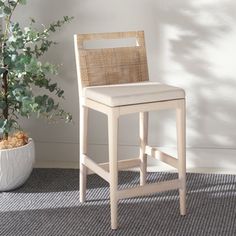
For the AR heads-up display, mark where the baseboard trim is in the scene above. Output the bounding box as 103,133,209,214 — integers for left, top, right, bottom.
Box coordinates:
34,161,236,175
34,161,79,169
34,143,236,174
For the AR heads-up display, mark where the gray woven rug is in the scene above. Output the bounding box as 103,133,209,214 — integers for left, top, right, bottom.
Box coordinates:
0,169,235,236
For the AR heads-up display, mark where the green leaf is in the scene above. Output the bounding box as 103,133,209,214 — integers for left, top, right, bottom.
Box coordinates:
30,17,35,23
0,8,73,132
48,83,57,92
3,6,11,15
0,67,6,75
30,102,38,111
9,1,17,7
0,101,6,110
0,119,18,134
19,0,27,5
46,98,54,112
57,90,64,97
0,119,5,133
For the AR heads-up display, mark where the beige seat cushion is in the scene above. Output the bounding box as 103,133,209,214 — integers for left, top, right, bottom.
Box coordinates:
83,82,185,107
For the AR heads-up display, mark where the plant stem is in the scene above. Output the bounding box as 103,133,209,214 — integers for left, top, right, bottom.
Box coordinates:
1,1,20,140
2,69,9,139
2,0,20,41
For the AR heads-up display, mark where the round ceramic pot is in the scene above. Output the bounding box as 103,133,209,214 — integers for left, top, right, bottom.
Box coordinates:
0,139,35,191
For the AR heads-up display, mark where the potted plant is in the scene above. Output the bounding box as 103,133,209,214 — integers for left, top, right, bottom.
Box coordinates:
0,0,72,191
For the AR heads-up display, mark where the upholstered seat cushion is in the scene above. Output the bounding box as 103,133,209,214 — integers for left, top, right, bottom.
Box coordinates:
83,82,185,107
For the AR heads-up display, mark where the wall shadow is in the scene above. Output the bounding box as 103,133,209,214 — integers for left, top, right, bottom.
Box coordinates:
149,0,236,168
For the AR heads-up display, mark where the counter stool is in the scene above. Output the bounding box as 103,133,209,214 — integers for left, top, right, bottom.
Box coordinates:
74,31,186,230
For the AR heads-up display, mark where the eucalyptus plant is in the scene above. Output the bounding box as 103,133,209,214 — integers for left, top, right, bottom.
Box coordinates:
0,0,72,140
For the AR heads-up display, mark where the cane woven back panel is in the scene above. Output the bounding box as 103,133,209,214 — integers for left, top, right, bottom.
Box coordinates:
75,31,149,87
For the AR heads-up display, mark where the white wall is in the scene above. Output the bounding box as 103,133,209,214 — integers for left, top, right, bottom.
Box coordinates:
13,0,236,172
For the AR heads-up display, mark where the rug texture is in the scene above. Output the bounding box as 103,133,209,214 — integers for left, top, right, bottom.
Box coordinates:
0,169,235,236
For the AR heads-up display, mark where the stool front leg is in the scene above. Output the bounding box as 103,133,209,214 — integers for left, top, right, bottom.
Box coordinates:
139,112,148,186
108,111,119,230
176,100,186,216
79,105,88,203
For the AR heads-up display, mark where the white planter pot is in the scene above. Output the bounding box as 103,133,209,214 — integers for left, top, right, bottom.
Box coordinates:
0,139,35,191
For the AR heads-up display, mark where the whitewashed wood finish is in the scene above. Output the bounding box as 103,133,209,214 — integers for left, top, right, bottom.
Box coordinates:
117,179,181,200
118,99,183,115
139,112,148,186
74,31,186,229
83,98,111,114
79,105,88,203
176,100,186,216
145,145,178,168
77,31,146,44
87,158,141,175
108,110,119,229
81,154,110,182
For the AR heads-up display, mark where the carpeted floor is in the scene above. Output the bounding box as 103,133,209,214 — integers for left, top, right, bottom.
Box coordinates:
0,169,236,236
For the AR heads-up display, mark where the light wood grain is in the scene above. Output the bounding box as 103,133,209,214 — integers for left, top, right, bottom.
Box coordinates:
81,154,110,182
77,31,145,47
87,158,141,175
139,112,148,186
117,179,181,200
108,111,119,230
79,105,88,203
145,145,178,168
176,100,186,216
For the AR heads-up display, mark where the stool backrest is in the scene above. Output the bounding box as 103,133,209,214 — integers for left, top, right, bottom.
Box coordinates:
74,31,149,94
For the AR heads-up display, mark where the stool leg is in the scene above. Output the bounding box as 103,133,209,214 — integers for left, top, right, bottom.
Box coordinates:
176,100,186,215
108,111,119,230
79,105,88,203
139,112,148,186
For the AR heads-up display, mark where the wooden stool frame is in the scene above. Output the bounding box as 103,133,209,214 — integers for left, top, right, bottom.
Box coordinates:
74,31,186,230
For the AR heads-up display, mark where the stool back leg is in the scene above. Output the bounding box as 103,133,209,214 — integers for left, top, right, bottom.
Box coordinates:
176,100,186,215
139,112,148,186
80,105,88,203
108,110,119,230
